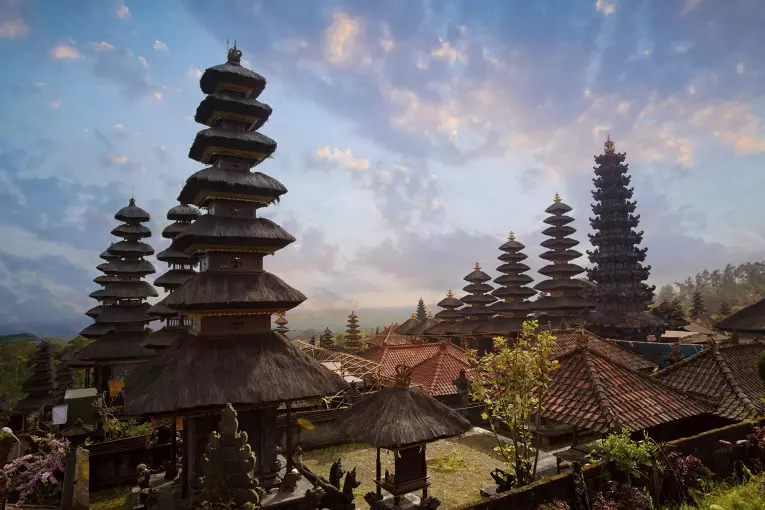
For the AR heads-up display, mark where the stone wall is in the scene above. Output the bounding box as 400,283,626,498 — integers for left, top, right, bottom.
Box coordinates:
463,418,765,510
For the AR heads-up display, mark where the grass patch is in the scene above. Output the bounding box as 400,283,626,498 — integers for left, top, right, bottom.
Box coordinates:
302,430,506,509
90,485,132,510
665,474,765,510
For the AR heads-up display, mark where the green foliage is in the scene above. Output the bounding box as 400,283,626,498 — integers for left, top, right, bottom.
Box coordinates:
430,454,469,473
592,430,657,483
92,394,152,441
468,320,558,486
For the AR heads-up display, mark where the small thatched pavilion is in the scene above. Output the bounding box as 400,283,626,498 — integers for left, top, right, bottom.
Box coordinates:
336,364,471,506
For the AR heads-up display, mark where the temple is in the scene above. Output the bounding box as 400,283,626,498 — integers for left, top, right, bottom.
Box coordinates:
71,198,158,394
586,136,663,340
532,193,592,327
145,203,200,351
344,311,362,351
122,44,347,500
320,327,335,349
14,340,56,424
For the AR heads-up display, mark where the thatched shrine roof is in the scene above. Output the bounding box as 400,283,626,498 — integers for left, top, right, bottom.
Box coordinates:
171,215,296,255
395,315,421,335
715,298,765,334
177,167,287,208
336,365,470,449
69,331,155,366
123,331,349,416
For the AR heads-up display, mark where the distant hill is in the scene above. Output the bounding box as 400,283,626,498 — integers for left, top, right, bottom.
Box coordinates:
0,333,38,344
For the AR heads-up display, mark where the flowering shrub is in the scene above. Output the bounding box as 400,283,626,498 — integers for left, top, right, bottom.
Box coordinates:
0,435,69,504
592,483,651,510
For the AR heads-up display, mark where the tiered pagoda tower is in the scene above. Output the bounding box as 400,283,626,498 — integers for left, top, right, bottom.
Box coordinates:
15,340,56,418
274,312,289,334
145,203,200,351
488,231,536,330
320,327,335,349
81,246,122,339
344,311,362,351
533,193,592,327
459,263,497,320
71,198,158,393
587,137,661,340
123,44,347,495
435,289,463,322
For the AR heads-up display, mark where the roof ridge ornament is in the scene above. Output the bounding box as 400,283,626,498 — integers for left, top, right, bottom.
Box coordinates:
473,262,481,271
393,364,412,388
604,134,615,154
227,39,242,65
446,289,454,298
553,192,561,203
508,231,516,241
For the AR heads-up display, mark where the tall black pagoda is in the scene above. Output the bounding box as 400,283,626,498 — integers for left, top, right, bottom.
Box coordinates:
533,193,592,326
459,263,497,319
345,311,362,351
434,290,463,322
586,136,662,340
145,203,200,351
122,44,347,497
484,231,536,333
15,340,56,418
71,198,158,393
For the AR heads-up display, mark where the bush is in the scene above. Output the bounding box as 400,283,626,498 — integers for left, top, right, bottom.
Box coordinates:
592,483,651,510
592,430,656,484
0,435,69,504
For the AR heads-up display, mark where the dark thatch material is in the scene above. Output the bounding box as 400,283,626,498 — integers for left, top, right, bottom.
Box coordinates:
156,246,193,263
98,259,156,275
69,331,154,365
90,281,158,300
111,223,151,238
406,318,441,336
188,128,276,165
153,269,196,289
449,318,493,335
147,297,175,317
195,93,273,130
115,198,150,223
199,62,267,97
79,322,115,339
534,279,588,292
107,240,154,257
335,386,470,449
168,203,200,221
94,275,122,285
395,316,421,335
162,222,187,239
422,321,457,336
538,263,587,277
171,216,296,254
123,331,349,415
178,167,287,207
15,341,57,412
143,327,186,350
95,303,154,323
164,271,306,312
715,298,765,334
99,247,120,261
474,316,528,335
534,295,593,311
86,305,105,318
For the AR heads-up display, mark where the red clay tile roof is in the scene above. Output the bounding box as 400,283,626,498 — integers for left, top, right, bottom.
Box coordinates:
715,298,765,334
551,329,656,372
544,347,710,434
361,341,469,396
654,342,765,420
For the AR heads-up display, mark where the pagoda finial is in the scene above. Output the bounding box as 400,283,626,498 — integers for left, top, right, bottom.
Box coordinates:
473,262,481,271
575,327,589,349
604,134,615,154
508,231,516,241
553,192,561,203
410,312,417,320
393,365,412,389
227,39,242,64
426,309,433,319
446,289,454,298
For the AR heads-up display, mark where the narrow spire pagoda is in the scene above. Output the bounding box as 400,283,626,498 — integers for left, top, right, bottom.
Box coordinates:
434,289,463,322
345,311,362,351
274,311,289,335
82,246,123,338
71,198,158,392
533,193,592,325
488,231,535,327
415,298,427,322
123,46,347,493
146,203,200,351
15,340,56,414
587,137,661,339
459,262,497,319
320,327,335,349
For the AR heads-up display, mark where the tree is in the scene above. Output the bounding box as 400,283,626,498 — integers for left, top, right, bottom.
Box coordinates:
718,301,732,318
655,285,677,305
416,298,427,322
690,291,706,320
467,320,558,487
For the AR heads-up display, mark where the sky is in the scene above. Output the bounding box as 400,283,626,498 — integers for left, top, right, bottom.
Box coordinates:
0,0,764,337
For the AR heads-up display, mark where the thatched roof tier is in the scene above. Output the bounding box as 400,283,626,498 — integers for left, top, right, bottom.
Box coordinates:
178,167,287,208
463,282,493,294
544,213,575,226
464,267,492,283
69,331,154,366
541,237,579,250
90,281,158,300
199,61,267,97
98,259,156,276
715,298,765,334
94,303,154,324
156,246,194,264
162,222,187,239
421,320,456,336
534,296,593,311
86,305,105,318
437,291,462,310
153,268,196,290
489,300,532,315
434,309,462,321
115,198,150,223
406,317,441,336
16,341,57,412
79,322,115,339
168,204,201,222
195,92,273,131
99,246,120,261
147,297,175,317
335,366,470,449
188,128,276,166
107,239,154,257
537,263,587,278
111,223,151,239
143,327,186,350
545,199,573,215
395,314,421,335
473,316,527,335
171,215,296,255
534,279,588,292
123,331,348,415
163,271,306,312
540,249,583,262
93,274,122,285
542,225,576,238
449,318,492,335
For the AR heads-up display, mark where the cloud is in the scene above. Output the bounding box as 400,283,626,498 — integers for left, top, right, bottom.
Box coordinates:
309,146,369,171
138,56,148,67
88,41,114,52
50,43,81,60
0,18,28,38
186,67,202,79
595,0,616,16
116,2,130,19
431,39,465,65
737,62,745,75
152,144,170,162
0,224,99,273
0,170,26,205
51,100,61,109
90,44,163,100
113,123,124,130
153,40,169,51
323,11,364,66
105,152,144,173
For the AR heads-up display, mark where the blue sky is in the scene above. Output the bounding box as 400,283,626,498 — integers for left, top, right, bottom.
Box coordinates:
1,0,764,336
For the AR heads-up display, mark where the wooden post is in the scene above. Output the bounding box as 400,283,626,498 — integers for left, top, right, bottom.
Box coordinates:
285,402,294,471
84,368,90,388
376,447,382,498
182,416,194,499
422,443,428,499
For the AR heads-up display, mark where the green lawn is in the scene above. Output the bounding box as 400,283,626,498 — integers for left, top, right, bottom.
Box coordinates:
90,485,132,510
302,430,507,509
665,474,765,510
